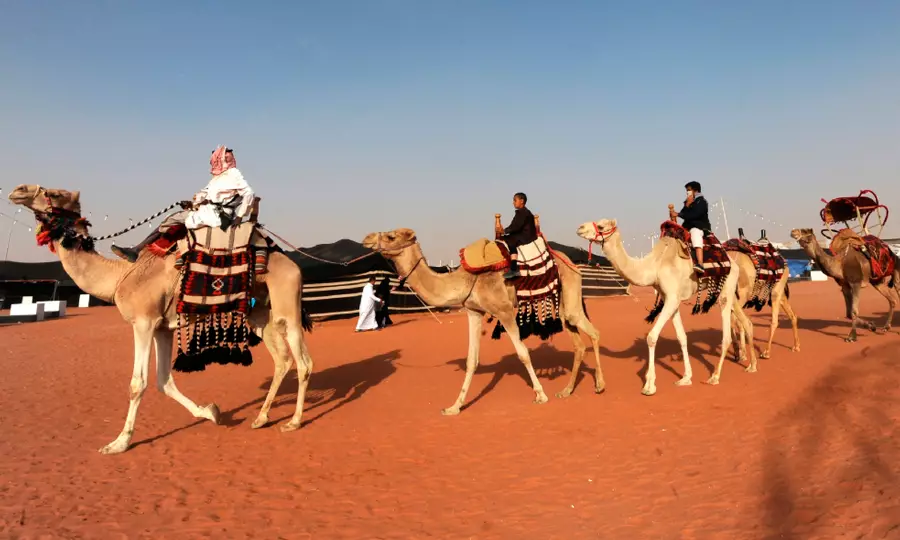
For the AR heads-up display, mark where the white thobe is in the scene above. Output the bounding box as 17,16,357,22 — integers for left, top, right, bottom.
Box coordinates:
355,283,381,331
185,168,255,230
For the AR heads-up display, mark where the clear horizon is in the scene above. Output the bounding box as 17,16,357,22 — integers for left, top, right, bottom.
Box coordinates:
2,1,899,264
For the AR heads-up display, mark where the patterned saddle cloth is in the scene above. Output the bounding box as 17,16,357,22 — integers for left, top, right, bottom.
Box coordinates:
722,238,787,311
722,238,786,284
171,222,263,373
830,228,896,283
459,236,563,341
659,221,731,278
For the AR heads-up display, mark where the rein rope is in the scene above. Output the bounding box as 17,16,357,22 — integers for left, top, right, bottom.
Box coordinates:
90,201,183,241
259,225,384,266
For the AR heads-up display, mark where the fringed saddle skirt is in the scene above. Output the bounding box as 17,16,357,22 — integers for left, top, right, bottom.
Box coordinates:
829,229,897,284
723,238,787,311
172,222,263,372
646,221,732,323
459,236,563,341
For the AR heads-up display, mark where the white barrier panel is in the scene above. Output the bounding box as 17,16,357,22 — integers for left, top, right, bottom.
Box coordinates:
78,294,91,308
810,271,828,282
21,296,34,304
37,300,67,318
10,302,46,321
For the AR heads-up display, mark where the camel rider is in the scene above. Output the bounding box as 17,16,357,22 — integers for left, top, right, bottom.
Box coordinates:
670,181,711,275
111,146,255,263
498,192,537,279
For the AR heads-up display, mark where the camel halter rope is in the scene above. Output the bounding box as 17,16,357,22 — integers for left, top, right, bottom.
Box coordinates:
585,222,618,261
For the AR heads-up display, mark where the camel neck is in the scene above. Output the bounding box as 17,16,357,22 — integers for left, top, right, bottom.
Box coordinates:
53,241,128,303
392,244,477,307
806,239,842,280
601,233,659,287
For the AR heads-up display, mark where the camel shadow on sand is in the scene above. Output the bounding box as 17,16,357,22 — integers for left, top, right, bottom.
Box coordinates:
131,349,401,448
232,349,403,428
445,342,590,412
761,341,900,538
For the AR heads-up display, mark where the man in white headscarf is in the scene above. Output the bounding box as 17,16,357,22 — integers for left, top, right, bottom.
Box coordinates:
111,145,254,262
355,276,383,332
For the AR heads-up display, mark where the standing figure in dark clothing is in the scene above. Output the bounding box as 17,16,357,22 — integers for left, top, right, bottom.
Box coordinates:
670,181,711,275
497,192,538,280
375,277,395,328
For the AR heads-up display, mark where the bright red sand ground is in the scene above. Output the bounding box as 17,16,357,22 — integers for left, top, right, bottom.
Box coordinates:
1,282,898,538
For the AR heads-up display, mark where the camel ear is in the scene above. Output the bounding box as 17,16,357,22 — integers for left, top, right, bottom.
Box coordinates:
610,219,618,228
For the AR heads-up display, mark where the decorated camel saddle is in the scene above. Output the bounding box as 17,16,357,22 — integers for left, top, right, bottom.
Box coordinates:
458,215,563,341
722,230,787,311
148,198,276,373
658,220,732,315
829,228,896,284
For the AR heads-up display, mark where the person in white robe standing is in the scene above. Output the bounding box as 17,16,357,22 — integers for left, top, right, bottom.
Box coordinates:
355,276,382,332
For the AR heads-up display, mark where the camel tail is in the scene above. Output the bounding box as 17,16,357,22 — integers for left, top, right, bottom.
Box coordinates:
784,281,791,299
301,305,314,333
582,298,590,320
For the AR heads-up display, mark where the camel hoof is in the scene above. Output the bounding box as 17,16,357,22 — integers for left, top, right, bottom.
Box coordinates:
250,415,269,429
744,365,757,373
706,375,720,386
533,393,549,405
641,386,657,396
594,382,606,394
555,388,573,399
674,378,692,387
759,351,771,359
98,440,129,455
441,407,460,416
880,326,892,333
791,346,801,353
204,404,221,425
279,421,301,433
844,336,857,343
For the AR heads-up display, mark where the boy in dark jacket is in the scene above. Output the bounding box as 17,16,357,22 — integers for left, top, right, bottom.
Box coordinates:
671,181,711,275
498,192,538,279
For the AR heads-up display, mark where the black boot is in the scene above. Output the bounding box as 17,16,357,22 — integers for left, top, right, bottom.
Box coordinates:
111,230,162,263
503,259,521,280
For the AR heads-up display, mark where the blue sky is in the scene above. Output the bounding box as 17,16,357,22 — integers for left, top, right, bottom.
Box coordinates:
2,1,899,263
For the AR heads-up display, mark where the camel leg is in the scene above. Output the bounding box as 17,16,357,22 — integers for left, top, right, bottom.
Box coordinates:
279,321,314,432
780,295,800,352
502,314,549,404
732,315,746,362
732,303,757,373
670,309,692,386
873,282,896,332
708,300,736,385
442,309,483,415
99,321,154,455
557,323,586,399
643,298,680,396
154,330,220,423
759,288,782,359
845,282,871,342
251,323,294,429
558,312,604,397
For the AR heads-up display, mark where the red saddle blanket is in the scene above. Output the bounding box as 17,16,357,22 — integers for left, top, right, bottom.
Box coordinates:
659,221,731,278
861,236,896,283
722,238,786,284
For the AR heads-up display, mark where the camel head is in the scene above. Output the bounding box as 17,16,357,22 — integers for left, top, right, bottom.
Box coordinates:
361,228,418,258
576,218,619,246
790,228,818,250
7,184,82,215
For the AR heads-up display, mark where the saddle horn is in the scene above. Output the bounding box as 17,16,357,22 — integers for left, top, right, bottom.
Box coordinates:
494,214,502,240
759,229,767,241
738,227,745,240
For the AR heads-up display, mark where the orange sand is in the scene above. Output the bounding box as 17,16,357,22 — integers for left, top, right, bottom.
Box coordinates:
1,282,898,538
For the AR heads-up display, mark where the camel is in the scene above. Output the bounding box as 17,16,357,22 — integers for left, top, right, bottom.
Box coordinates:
729,251,800,360
790,228,897,342
8,184,314,455
361,228,602,414
576,219,756,395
